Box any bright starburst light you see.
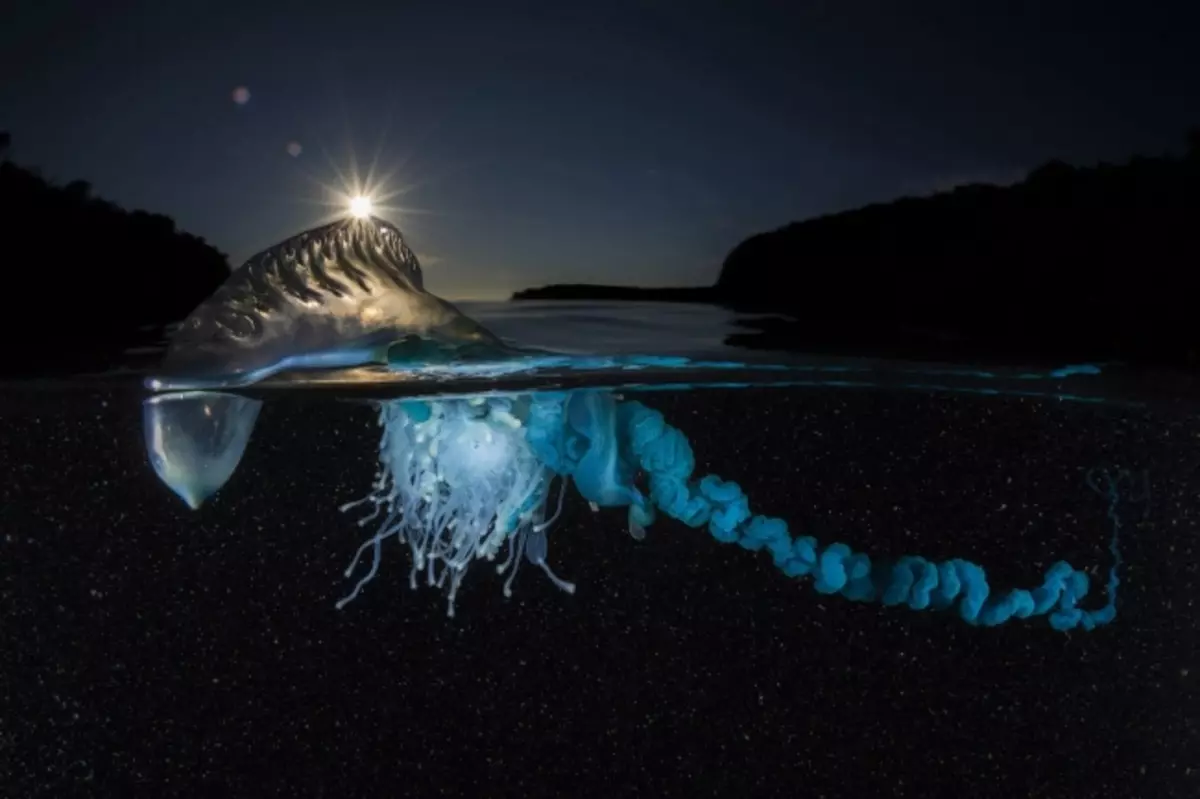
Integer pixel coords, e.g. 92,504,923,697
349,195,373,219
290,124,441,232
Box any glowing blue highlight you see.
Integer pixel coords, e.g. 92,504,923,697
336,390,1135,633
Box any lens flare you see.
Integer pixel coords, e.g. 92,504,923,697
287,125,443,245
349,195,373,219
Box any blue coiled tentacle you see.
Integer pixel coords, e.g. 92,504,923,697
553,396,1135,633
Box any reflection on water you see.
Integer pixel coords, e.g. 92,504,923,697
119,300,789,373
457,299,778,357
68,300,1187,415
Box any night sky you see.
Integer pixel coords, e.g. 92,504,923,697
3,0,1197,299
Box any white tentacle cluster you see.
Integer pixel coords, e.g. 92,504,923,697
337,395,573,616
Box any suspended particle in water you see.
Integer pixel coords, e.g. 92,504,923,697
232,86,251,105
286,141,303,157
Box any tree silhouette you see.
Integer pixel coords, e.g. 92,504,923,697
64,179,92,201
714,129,1200,367
515,128,1199,368
0,133,232,375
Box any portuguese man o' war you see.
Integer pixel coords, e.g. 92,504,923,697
144,216,1138,632
152,216,501,390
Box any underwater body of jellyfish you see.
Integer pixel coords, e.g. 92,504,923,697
146,216,1133,633
333,389,1131,631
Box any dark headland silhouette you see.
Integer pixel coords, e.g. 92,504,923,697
516,131,1200,370
0,132,231,376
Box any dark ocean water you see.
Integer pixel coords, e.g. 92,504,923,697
1,301,1196,797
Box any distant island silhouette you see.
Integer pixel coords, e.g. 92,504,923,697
0,132,231,376
516,130,1200,369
